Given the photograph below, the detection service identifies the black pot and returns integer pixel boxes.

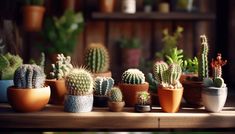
[93,95,108,107]
[135,104,151,112]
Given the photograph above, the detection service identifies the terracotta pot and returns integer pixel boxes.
[100,0,115,13]
[202,87,227,113]
[93,95,108,107]
[134,104,151,112]
[0,80,13,102]
[180,73,197,83]
[182,80,203,107]
[45,79,67,105]
[7,86,50,113]
[22,6,45,32]
[92,71,112,78]
[108,101,125,112]
[119,82,149,107]
[158,86,183,113]
[122,48,141,68]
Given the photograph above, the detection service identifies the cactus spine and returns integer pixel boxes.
[84,43,110,73]
[122,68,145,84]
[94,77,114,96]
[109,87,123,102]
[153,61,168,83]
[198,35,209,81]
[66,68,93,96]
[136,91,150,105]
[14,64,45,88]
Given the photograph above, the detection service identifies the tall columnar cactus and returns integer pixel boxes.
[122,68,145,84]
[153,61,168,83]
[84,43,110,73]
[198,35,209,81]
[211,53,227,78]
[136,91,151,105]
[14,64,45,88]
[0,53,23,80]
[108,87,123,102]
[162,63,182,86]
[66,68,93,96]
[50,54,73,80]
[94,77,114,96]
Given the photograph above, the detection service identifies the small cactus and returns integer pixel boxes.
[136,91,151,105]
[146,73,158,92]
[66,68,93,96]
[122,68,145,84]
[14,64,46,89]
[94,77,114,96]
[198,35,209,81]
[214,77,224,88]
[211,53,227,78]
[108,87,123,102]
[153,61,168,83]
[84,43,110,73]
[203,77,225,88]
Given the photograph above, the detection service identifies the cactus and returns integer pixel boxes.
[122,68,145,84]
[211,53,227,78]
[203,77,225,88]
[214,77,224,88]
[94,77,114,96]
[198,35,209,81]
[146,73,158,92]
[0,53,23,80]
[203,77,214,87]
[108,87,123,102]
[162,63,182,88]
[153,61,168,83]
[136,91,151,105]
[66,68,93,96]
[50,54,73,80]
[84,43,110,73]
[14,64,45,88]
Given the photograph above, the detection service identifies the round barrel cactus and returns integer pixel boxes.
[122,68,145,84]
[94,77,114,96]
[109,87,123,102]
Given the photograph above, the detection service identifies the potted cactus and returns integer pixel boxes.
[94,77,114,107]
[7,64,50,112]
[64,68,94,113]
[45,54,73,105]
[135,91,151,112]
[108,87,125,112]
[153,61,183,113]
[84,43,111,78]
[100,0,116,13]
[202,53,227,113]
[119,68,149,107]
[0,53,22,102]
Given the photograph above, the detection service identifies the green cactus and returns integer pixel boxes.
[146,73,158,92]
[214,77,224,88]
[108,87,123,102]
[162,63,182,88]
[153,61,168,83]
[198,35,209,81]
[94,77,114,96]
[136,91,151,105]
[66,68,93,96]
[203,77,214,87]
[203,77,225,88]
[122,68,145,84]
[50,54,73,80]
[84,43,110,73]
[166,47,184,66]
[0,53,23,80]
[14,64,45,88]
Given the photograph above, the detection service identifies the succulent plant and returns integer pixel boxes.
[14,64,45,88]
[0,53,23,80]
[182,57,198,73]
[122,68,145,84]
[66,68,93,96]
[166,47,184,66]
[198,35,209,81]
[50,54,73,80]
[136,91,151,105]
[211,53,227,78]
[94,77,114,96]
[153,61,168,83]
[84,43,110,73]
[108,87,123,102]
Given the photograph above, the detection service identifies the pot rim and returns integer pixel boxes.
[119,82,149,86]
[8,86,50,91]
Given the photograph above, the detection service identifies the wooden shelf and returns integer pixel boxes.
[91,12,216,21]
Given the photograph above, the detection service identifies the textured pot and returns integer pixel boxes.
[92,71,112,78]
[100,0,115,13]
[202,87,227,113]
[0,80,13,102]
[64,94,93,113]
[7,86,51,113]
[158,86,183,113]
[93,95,108,107]
[119,82,149,107]
[45,79,67,105]
[135,104,151,112]
[108,101,125,112]
[122,0,136,14]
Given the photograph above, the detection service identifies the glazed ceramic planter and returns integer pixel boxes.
[92,71,112,78]
[122,0,136,14]
[158,86,183,113]
[0,80,13,102]
[100,0,115,13]
[108,101,125,112]
[202,87,227,113]
[93,95,108,107]
[64,94,93,113]
[119,82,149,107]
[7,86,51,113]
[135,104,151,112]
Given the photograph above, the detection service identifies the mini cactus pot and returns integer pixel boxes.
[135,104,151,112]
[108,101,125,112]
[100,0,115,13]
[0,80,13,102]
[93,95,109,107]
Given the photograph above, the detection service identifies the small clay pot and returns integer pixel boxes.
[93,95,108,107]
[0,80,13,102]
[100,0,115,13]
[7,86,51,113]
[135,104,151,112]
[92,71,112,78]
[108,101,125,112]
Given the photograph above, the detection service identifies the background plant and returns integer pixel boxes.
[119,37,141,49]
[29,52,45,71]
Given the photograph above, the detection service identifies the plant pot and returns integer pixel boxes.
[108,101,125,112]
[172,0,194,12]
[180,73,197,83]
[22,6,45,32]
[158,2,170,13]
[202,87,227,113]
[119,82,149,107]
[144,5,152,13]
[93,95,108,107]
[64,94,93,113]
[182,80,203,107]
[92,71,112,78]
[135,104,151,112]
[45,79,67,105]
[100,0,115,13]
[7,86,50,113]
[122,48,141,68]
[158,86,183,113]
[0,80,13,102]
[121,0,136,14]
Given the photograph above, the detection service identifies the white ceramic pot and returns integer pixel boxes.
[122,0,136,14]
[202,87,227,113]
